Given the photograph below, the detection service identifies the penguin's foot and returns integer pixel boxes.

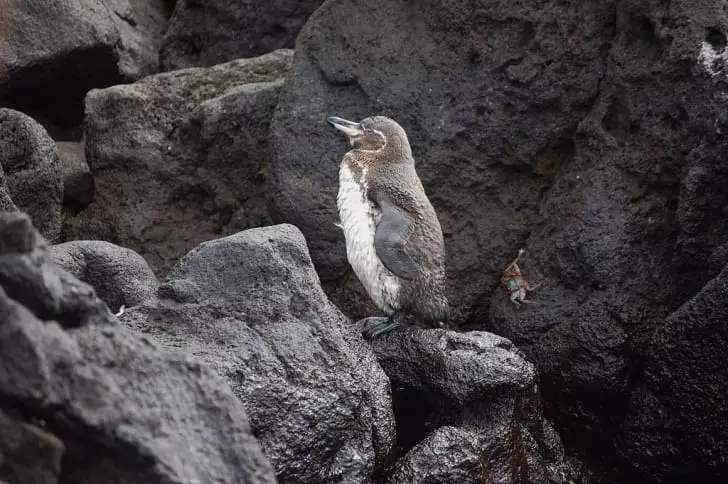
[359,316,400,339]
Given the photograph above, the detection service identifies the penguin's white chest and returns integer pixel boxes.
[336,163,401,314]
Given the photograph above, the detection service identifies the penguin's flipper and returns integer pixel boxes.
[374,198,419,280]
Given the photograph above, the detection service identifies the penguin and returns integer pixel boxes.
[327,115,449,338]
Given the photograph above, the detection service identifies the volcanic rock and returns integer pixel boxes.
[0,109,63,243]
[0,0,169,128]
[0,210,277,484]
[65,49,294,275]
[49,240,158,314]
[120,223,395,484]
[160,0,324,71]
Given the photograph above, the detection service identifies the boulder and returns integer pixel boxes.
[65,49,294,275]
[121,224,395,484]
[160,0,324,71]
[0,109,63,243]
[270,0,728,478]
[370,329,578,483]
[618,263,728,482]
[49,240,159,313]
[0,408,64,484]
[0,0,169,128]
[0,211,277,484]
[56,142,94,206]
[270,0,617,321]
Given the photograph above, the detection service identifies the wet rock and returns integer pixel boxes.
[160,0,324,71]
[0,109,63,243]
[370,329,575,483]
[121,224,395,484]
[618,263,728,482]
[0,211,278,484]
[0,0,168,128]
[0,408,64,484]
[65,49,294,275]
[49,240,158,313]
[56,142,94,207]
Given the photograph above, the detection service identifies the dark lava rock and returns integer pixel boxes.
[0,0,169,128]
[0,211,277,484]
[0,109,63,243]
[0,408,64,484]
[65,49,294,275]
[270,0,617,322]
[56,142,95,207]
[617,263,728,482]
[160,0,324,71]
[49,240,159,314]
[370,329,577,483]
[270,0,728,479]
[121,224,395,484]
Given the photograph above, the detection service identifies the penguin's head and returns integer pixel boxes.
[327,115,411,156]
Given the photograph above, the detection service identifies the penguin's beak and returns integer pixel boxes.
[327,116,364,138]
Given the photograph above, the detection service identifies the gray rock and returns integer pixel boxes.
[0,408,64,484]
[0,109,63,243]
[370,329,575,483]
[618,263,728,482]
[160,0,324,71]
[55,142,94,206]
[49,240,158,313]
[269,0,617,321]
[65,50,294,275]
[121,224,395,484]
[269,0,728,478]
[0,0,169,128]
[0,210,278,484]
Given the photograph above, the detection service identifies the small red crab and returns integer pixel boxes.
[500,249,545,305]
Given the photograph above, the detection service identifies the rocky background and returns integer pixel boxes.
[1,0,727,483]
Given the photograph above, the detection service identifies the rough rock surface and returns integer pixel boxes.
[0,109,63,243]
[617,263,728,482]
[0,408,64,484]
[0,0,169,128]
[0,211,277,484]
[160,0,324,71]
[270,0,728,480]
[56,142,95,207]
[370,329,577,484]
[49,240,158,313]
[65,49,294,275]
[121,224,395,484]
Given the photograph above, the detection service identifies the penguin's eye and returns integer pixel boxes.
[363,127,373,134]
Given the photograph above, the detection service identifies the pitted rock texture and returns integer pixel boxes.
[160,0,324,71]
[121,224,395,484]
[0,109,63,244]
[617,263,728,483]
[0,408,64,484]
[65,49,294,275]
[56,141,94,207]
[370,329,578,484]
[0,0,169,128]
[270,0,728,479]
[0,211,277,484]
[49,240,159,313]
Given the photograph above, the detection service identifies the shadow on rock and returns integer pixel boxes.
[369,328,587,483]
[0,211,277,484]
[120,224,395,484]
